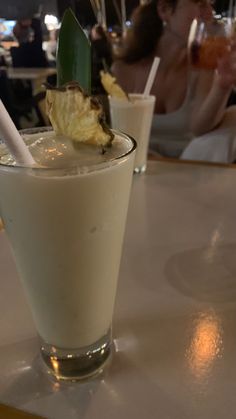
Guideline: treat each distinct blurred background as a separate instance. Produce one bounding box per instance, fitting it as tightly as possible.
[0,0,141,32]
[0,0,232,131]
[0,0,229,39]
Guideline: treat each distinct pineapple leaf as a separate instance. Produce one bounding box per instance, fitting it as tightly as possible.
[57,8,91,93]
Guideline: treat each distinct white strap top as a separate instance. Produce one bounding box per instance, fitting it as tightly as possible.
[149,74,197,158]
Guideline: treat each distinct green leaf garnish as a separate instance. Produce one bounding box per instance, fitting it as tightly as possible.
[57,8,91,93]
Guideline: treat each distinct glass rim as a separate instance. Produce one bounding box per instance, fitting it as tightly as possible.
[0,127,137,173]
[108,93,156,103]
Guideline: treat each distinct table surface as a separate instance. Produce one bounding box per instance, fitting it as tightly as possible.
[0,160,236,419]
[6,67,56,80]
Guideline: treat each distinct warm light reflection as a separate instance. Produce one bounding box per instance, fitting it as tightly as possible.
[52,381,61,391]
[114,336,137,352]
[50,356,59,376]
[46,147,63,156]
[210,229,220,248]
[205,227,221,262]
[101,379,121,405]
[186,310,223,380]
[19,365,31,372]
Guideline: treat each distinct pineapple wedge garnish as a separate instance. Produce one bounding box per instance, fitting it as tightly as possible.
[100,71,128,100]
[46,82,113,146]
[0,218,3,231]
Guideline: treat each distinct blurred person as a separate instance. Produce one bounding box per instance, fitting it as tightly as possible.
[9,18,51,128]
[0,44,7,66]
[112,0,236,159]
[90,24,113,95]
[43,29,58,65]
[0,68,35,128]
[11,17,48,68]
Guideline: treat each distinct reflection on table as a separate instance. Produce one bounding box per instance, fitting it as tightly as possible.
[0,160,236,419]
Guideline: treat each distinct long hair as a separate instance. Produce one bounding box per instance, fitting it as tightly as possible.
[119,0,178,63]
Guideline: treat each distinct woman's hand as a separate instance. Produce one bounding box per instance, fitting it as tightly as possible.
[216,38,236,90]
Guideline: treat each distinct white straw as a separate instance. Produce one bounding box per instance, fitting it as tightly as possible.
[101,0,107,30]
[228,0,234,17]
[90,0,98,20]
[121,0,127,36]
[143,56,160,96]
[0,100,35,166]
[112,0,122,26]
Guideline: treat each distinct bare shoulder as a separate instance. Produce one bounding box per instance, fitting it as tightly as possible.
[111,56,154,93]
[111,60,131,90]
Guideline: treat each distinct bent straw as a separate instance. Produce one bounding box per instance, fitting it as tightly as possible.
[0,100,35,166]
[143,56,160,96]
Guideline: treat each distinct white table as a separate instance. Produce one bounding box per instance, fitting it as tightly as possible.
[6,67,56,82]
[0,160,236,419]
[6,67,56,95]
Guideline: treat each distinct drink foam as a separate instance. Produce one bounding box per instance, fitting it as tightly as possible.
[0,129,134,168]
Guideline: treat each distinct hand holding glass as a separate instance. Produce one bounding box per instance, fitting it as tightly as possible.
[189,18,232,70]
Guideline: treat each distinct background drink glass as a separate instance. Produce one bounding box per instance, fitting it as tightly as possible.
[0,127,136,381]
[109,94,156,174]
[189,18,231,70]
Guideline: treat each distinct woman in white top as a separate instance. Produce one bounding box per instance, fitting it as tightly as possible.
[112,0,236,159]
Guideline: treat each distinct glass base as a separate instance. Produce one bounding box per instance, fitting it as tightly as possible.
[134,163,146,174]
[40,328,112,381]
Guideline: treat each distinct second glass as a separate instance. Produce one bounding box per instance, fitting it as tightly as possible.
[109,94,156,174]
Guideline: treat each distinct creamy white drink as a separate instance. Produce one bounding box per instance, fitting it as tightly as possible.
[0,129,135,373]
[109,94,155,173]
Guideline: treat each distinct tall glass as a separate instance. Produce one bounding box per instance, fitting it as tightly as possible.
[0,127,136,380]
[109,94,155,174]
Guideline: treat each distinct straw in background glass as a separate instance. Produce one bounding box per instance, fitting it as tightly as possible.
[228,0,236,18]
[90,0,98,20]
[101,0,107,30]
[143,57,160,96]
[90,0,107,29]
[112,0,122,27]
[121,0,127,37]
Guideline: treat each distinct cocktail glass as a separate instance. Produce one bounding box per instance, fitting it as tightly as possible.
[0,127,136,381]
[188,18,232,70]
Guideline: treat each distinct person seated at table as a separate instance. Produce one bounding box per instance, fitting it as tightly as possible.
[43,29,58,66]
[111,0,236,160]
[9,18,52,124]
[11,17,48,68]
[0,68,33,128]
